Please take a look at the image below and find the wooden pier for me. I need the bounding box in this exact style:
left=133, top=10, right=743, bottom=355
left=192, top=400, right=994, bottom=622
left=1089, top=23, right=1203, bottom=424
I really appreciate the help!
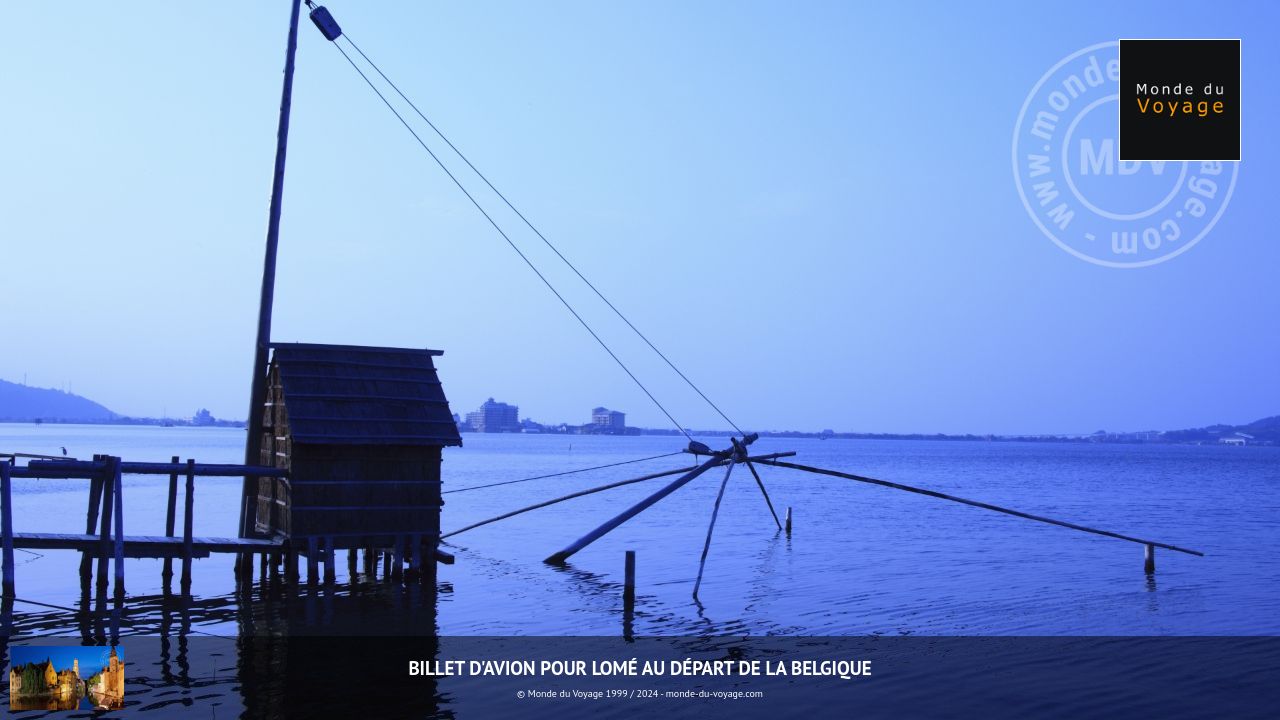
left=1, top=455, right=288, bottom=599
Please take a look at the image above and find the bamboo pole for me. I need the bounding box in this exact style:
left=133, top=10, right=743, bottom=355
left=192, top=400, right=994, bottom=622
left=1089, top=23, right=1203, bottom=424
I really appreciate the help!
left=757, top=459, right=1204, bottom=557
left=241, top=0, right=304, bottom=545
left=545, top=453, right=728, bottom=565
left=442, top=452, right=795, bottom=542
left=692, top=461, right=736, bottom=601
left=743, top=460, right=782, bottom=530
left=442, top=465, right=702, bottom=540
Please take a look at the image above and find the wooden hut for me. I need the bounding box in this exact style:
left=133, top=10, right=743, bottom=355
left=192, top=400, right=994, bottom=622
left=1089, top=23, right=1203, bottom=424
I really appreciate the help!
left=249, top=343, right=461, bottom=564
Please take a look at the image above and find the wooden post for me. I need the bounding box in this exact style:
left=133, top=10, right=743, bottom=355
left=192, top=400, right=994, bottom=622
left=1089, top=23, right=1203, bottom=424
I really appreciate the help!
left=1, top=461, right=15, bottom=600
left=363, top=546, right=375, bottom=576
left=391, top=536, right=404, bottom=582
left=307, top=537, right=319, bottom=585
left=623, top=550, right=635, bottom=611
left=111, top=457, right=125, bottom=598
left=347, top=548, right=357, bottom=579
left=1144, top=544, right=1156, bottom=574
left=785, top=507, right=792, bottom=536
left=259, top=550, right=269, bottom=579
left=240, top=0, right=304, bottom=543
left=181, top=459, right=195, bottom=591
left=163, top=455, right=179, bottom=580
left=80, top=457, right=105, bottom=581
left=408, top=534, right=422, bottom=580
left=285, top=548, right=298, bottom=582
left=382, top=550, right=391, bottom=578
left=323, top=537, right=336, bottom=585
left=96, top=460, right=115, bottom=592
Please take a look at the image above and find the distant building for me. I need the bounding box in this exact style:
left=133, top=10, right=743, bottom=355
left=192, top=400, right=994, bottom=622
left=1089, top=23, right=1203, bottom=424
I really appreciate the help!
left=587, top=407, right=627, bottom=434
left=466, top=398, right=521, bottom=433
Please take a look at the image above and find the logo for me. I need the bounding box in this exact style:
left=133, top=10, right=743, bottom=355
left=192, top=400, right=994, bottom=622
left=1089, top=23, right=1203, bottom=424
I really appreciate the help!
left=1012, top=42, right=1238, bottom=268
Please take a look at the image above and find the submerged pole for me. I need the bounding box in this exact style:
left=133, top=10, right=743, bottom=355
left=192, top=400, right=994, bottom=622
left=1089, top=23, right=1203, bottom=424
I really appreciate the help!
left=545, top=452, right=727, bottom=564
left=163, top=455, right=179, bottom=581
left=181, top=459, right=195, bottom=592
left=111, top=457, right=125, bottom=598
left=1144, top=544, right=1156, bottom=574
left=1, top=461, right=14, bottom=599
left=692, top=460, right=737, bottom=601
left=442, top=463, right=705, bottom=540
left=96, top=461, right=115, bottom=592
left=240, top=0, right=305, bottom=544
left=743, top=460, right=782, bottom=530
left=758, top=459, right=1204, bottom=557
left=623, top=549, right=636, bottom=610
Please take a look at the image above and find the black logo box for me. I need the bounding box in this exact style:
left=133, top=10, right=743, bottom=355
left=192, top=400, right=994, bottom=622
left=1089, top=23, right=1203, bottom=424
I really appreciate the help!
left=1119, top=39, right=1241, bottom=161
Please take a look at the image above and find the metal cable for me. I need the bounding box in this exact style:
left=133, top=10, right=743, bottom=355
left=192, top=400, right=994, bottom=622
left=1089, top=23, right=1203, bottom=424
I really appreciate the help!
left=443, top=451, right=683, bottom=494
left=338, top=33, right=744, bottom=436
left=329, top=41, right=692, bottom=441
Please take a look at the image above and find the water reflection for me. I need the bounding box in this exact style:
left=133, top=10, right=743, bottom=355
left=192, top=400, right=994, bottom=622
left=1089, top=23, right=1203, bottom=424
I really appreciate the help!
left=1, top=571, right=449, bottom=718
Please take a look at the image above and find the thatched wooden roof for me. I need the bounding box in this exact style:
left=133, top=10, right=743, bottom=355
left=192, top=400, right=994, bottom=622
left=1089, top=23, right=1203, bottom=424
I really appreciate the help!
left=270, top=343, right=462, bottom=447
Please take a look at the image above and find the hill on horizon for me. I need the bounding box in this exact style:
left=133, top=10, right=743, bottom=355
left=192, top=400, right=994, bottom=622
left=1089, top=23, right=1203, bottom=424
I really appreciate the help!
left=0, top=378, right=117, bottom=422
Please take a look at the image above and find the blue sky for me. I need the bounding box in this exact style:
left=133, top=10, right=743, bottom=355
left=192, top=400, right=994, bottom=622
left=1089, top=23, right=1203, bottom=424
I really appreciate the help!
left=1, top=1, right=1275, bottom=434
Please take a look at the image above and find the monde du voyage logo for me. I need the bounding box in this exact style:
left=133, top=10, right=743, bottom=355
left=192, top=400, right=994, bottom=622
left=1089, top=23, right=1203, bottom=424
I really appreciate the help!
left=1012, top=40, right=1240, bottom=268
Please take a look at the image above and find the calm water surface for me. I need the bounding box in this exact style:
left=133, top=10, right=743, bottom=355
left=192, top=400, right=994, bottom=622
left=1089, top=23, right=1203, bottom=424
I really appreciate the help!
left=2, top=424, right=1276, bottom=636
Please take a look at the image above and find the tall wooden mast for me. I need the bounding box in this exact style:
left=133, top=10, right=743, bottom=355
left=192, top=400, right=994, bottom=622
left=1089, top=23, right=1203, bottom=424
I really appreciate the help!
left=240, top=0, right=304, bottom=543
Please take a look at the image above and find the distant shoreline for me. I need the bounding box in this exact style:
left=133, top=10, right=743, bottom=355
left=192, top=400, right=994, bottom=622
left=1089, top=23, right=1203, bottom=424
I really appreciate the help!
left=4, top=418, right=1274, bottom=446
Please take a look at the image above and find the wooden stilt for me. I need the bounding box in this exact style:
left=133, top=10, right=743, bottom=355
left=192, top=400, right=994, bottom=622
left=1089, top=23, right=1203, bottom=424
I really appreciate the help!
left=162, top=455, right=179, bottom=581
left=347, top=548, right=357, bottom=579
left=285, top=548, right=298, bottom=582
left=259, top=550, right=269, bottom=579
left=1144, top=544, right=1156, bottom=574
left=391, top=536, right=404, bottom=581
left=1, top=461, right=15, bottom=600
left=181, top=459, right=195, bottom=592
left=80, top=458, right=105, bottom=582
left=307, top=537, right=319, bottom=585
left=111, top=457, right=125, bottom=598
left=323, top=537, right=336, bottom=584
left=382, top=550, right=391, bottom=578
left=407, top=534, right=422, bottom=580
left=785, top=507, right=792, bottom=536
left=623, top=549, right=636, bottom=611
left=363, top=546, right=375, bottom=576
left=693, top=461, right=736, bottom=601
left=96, top=461, right=115, bottom=592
